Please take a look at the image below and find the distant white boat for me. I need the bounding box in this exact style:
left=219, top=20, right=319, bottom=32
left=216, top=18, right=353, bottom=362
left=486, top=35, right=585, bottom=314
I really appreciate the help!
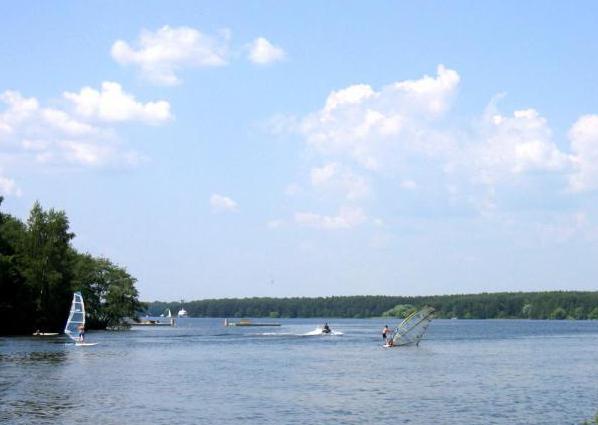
left=64, top=292, right=97, bottom=346
left=160, top=308, right=172, bottom=318
left=177, top=300, right=188, bottom=317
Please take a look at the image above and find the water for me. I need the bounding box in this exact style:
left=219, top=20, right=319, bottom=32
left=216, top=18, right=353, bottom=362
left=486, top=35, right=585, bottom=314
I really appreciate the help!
left=1, top=319, right=597, bottom=424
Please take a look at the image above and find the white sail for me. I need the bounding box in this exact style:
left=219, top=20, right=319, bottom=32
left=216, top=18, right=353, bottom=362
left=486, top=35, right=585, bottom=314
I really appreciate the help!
left=166, top=308, right=172, bottom=318
left=64, top=292, right=85, bottom=342
left=392, top=306, right=435, bottom=346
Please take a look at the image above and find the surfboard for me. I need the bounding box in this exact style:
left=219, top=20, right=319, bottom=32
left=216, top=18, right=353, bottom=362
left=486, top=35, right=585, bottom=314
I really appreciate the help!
left=75, top=342, right=98, bottom=347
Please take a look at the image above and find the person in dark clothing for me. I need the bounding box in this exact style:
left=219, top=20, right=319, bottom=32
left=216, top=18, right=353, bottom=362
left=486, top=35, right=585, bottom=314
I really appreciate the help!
left=382, top=325, right=390, bottom=344
left=323, top=323, right=331, bottom=333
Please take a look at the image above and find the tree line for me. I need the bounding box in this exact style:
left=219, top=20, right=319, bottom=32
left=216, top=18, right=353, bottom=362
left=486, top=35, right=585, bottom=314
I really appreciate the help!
left=0, top=198, right=143, bottom=335
left=147, top=291, right=598, bottom=320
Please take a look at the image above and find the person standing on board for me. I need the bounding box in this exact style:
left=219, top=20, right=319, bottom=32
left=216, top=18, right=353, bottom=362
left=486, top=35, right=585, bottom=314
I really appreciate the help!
left=382, top=325, right=390, bottom=344
left=78, top=324, right=85, bottom=342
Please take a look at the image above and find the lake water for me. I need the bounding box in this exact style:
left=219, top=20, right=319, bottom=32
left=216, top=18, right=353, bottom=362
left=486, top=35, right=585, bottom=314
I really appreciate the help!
left=1, top=318, right=597, bottom=424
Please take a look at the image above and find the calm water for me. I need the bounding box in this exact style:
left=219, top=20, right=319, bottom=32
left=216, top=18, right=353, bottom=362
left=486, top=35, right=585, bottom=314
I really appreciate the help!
left=1, top=319, right=597, bottom=424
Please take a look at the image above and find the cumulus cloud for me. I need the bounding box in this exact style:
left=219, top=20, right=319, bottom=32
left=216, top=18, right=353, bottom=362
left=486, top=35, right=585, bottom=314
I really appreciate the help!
left=41, top=108, right=97, bottom=136
left=310, top=162, right=369, bottom=200
left=248, top=37, right=286, bottom=65
left=0, top=84, right=168, bottom=169
left=267, top=219, right=284, bottom=229
left=392, top=65, right=460, bottom=115
left=210, top=194, right=238, bottom=213
left=0, top=91, right=39, bottom=135
left=470, top=107, right=571, bottom=184
left=64, top=82, right=171, bottom=124
left=0, top=173, right=21, bottom=197
left=401, top=179, right=418, bottom=190
left=298, top=65, right=459, bottom=170
left=273, top=65, right=598, bottom=231
left=111, top=26, right=230, bottom=85
left=295, top=206, right=366, bottom=230
left=568, top=115, right=598, bottom=192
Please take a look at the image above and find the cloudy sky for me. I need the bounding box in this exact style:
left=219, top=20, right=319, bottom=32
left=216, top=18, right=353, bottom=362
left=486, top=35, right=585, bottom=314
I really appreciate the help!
left=2, top=2, right=598, bottom=300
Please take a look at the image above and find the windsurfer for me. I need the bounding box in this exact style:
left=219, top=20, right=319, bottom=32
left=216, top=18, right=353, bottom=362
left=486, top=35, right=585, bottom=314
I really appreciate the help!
left=78, top=324, right=85, bottom=342
left=382, top=325, right=390, bottom=344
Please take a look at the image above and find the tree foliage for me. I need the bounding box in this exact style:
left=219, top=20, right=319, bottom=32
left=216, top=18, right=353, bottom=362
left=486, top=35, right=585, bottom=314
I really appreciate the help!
left=382, top=304, right=416, bottom=318
left=147, top=291, right=598, bottom=320
left=0, top=198, right=143, bottom=335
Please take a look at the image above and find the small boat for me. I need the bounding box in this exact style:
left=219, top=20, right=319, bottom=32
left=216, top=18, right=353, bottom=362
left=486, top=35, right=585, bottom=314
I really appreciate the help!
left=224, top=319, right=281, bottom=327
left=65, top=292, right=98, bottom=346
left=32, top=331, right=59, bottom=336
left=304, top=326, right=343, bottom=336
left=177, top=300, right=188, bottom=317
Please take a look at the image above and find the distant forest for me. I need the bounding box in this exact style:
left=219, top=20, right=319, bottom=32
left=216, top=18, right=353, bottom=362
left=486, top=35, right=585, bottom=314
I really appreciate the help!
left=147, top=291, right=598, bottom=320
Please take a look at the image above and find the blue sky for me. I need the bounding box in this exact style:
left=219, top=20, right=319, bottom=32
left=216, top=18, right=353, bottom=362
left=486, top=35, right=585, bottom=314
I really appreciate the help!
left=2, top=2, right=598, bottom=300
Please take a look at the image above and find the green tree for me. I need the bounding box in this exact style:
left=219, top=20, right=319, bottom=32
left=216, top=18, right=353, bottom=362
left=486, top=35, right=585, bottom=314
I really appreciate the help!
left=522, top=303, right=533, bottom=318
left=0, top=200, right=143, bottom=335
left=550, top=307, right=567, bottom=320
left=382, top=304, right=416, bottom=318
left=0, top=197, right=34, bottom=334
left=73, top=254, right=144, bottom=329
left=21, top=202, right=75, bottom=332
left=573, top=306, right=586, bottom=320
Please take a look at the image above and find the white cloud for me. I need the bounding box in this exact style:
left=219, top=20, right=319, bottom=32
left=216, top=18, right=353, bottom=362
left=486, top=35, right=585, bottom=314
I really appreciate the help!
left=298, top=65, right=459, bottom=170
left=322, top=84, right=376, bottom=117
left=267, top=219, right=284, bottom=229
left=0, top=173, right=21, bottom=197
left=64, top=82, right=171, bottom=124
left=400, top=179, right=418, bottom=190
left=470, top=107, right=571, bottom=184
left=310, top=162, right=338, bottom=186
left=41, top=108, right=97, bottom=136
left=392, top=65, right=460, bottom=115
left=248, top=37, right=286, bottom=65
left=210, top=194, right=238, bottom=213
left=271, top=65, right=598, bottom=234
left=0, top=84, right=168, bottom=169
left=568, top=114, right=598, bottom=192
left=310, top=162, right=369, bottom=200
left=295, top=206, right=366, bottom=230
left=111, top=26, right=230, bottom=85
left=0, top=91, right=39, bottom=136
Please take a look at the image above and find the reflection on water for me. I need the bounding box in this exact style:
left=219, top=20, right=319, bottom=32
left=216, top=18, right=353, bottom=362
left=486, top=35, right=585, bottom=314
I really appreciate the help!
left=1, top=319, right=598, bottom=424
left=0, top=339, right=79, bottom=424
left=0, top=349, right=67, bottom=364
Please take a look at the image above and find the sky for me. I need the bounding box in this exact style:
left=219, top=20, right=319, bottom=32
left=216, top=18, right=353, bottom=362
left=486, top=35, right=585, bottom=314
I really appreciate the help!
left=1, top=1, right=598, bottom=301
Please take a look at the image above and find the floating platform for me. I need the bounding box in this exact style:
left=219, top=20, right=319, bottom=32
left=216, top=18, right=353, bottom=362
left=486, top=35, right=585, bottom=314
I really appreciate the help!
left=131, top=319, right=175, bottom=327
left=224, top=319, right=280, bottom=327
